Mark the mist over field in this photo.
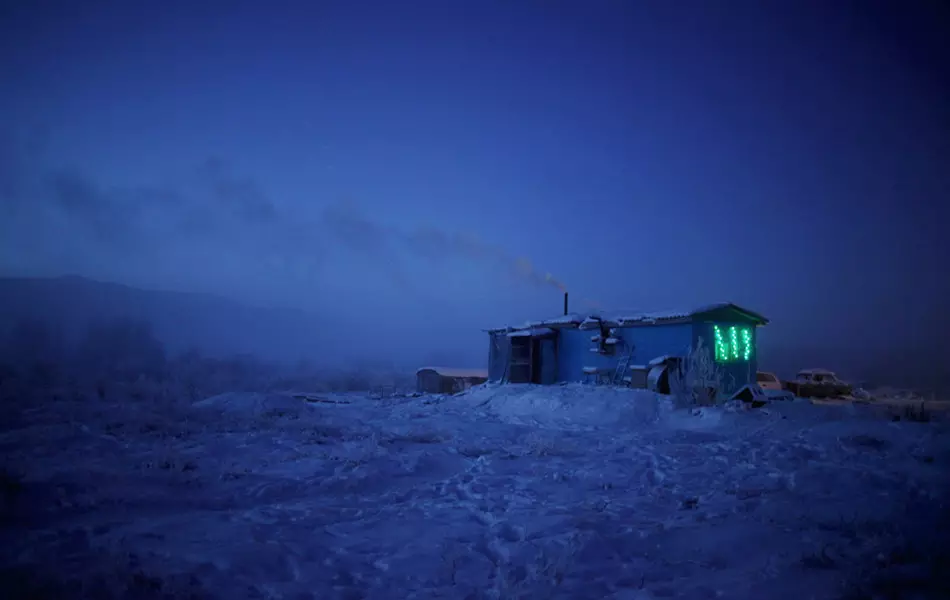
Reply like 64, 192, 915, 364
3, 0, 950, 598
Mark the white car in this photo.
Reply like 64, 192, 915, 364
756, 371, 794, 400
756, 371, 783, 391
789, 369, 853, 398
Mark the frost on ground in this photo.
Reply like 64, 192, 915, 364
2, 384, 949, 599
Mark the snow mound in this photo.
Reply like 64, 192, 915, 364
192, 392, 308, 417
460, 383, 667, 430
664, 405, 725, 430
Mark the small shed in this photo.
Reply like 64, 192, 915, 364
416, 367, 489, 394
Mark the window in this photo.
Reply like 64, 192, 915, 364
713, 325, 753, 362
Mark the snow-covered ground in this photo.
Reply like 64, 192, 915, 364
2, 384, 949, 599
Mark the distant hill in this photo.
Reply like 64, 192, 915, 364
0, 275, 335, 363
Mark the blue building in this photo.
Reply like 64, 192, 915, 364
486, 298, 769, 394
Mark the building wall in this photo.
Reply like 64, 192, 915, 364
556, 323, 694, 382
620, 323, 694, 366
418, 370, 488, 394
691, 321, 759, 394
497, 320, 761, 391
416, 369, 442, 393
557, 328, 603, 381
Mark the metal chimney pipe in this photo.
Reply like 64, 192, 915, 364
563, 292, 569, 315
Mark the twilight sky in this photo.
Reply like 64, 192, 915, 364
1, 1, 948, 377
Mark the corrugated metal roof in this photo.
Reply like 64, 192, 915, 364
605, 303, 768, 326
508, 327, 555, 338
490, 302, 768, 333
485, 312, 586, 334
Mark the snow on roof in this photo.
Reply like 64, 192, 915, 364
416, 367, 489, 379
578, 316, 604, 330
486, 312, 585, 334
493, 302, 769, 333
581, 307, 718, 329
606, 303, 769, 326
798, 368, 837, 375
508, 327, 555, 338
648, 354, 676, 367
521, 313, 586, 329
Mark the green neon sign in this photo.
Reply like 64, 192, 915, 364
713, 325, 753, 362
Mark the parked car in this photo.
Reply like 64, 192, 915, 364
756, 371, 795, 400
783, 369, 853, 399
756, 371, 783, 391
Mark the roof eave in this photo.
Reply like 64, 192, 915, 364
728, 303, 770, 326
488, 302, 770, 332
616, 317, 694, 327
692, 302, 770, 326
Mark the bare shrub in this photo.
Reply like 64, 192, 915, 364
159, 352, 284, 401
312, 366, 414, 394
668, 337, 724, 408
901, 402, 932, 423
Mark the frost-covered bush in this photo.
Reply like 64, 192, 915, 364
164, 352, 279, 399
1, 314, 415, 405
315, 366, 414, 394
668, 337, 724, 408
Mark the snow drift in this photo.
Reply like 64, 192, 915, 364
2, 383, 949, 599
459, 383, 669, 430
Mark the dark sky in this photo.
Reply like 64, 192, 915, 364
1, 1, 948, 378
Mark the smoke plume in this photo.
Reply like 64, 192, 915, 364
318, 202, 568, 292
0, 128, 569, 298
317, 201, 568, 292
405, 226, 567, 291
